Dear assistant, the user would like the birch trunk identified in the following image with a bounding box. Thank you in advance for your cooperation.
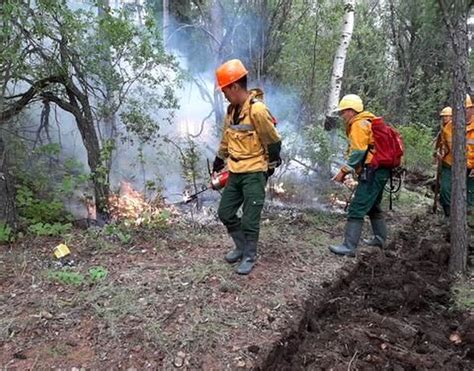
[439,0,470,275]
[324,0,355,127]
[163,0,169,48]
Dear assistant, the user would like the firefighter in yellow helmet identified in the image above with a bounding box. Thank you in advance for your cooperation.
[213,59,282,275]
[436,106,453,217]
[329,94,390,257]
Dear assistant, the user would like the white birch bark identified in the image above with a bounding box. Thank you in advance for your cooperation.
[163,0,169,48]
[325,0,355,118]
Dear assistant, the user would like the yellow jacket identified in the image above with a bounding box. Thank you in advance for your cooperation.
[341,111,376,174]
[218,91,281,173]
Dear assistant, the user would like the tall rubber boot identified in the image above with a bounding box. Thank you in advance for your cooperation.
[329,219,363,257]
[236,238,257,275]
[363,218,388,247]
[224,230,246,264]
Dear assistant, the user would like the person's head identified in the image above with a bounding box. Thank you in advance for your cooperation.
[439,106,452,125]
[466,94,474,122]
[336,94,364,123]
[215,59,248,105]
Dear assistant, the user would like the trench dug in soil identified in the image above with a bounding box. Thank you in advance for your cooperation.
[259,213,474,370]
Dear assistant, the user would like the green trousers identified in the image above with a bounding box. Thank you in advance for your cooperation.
[348,168,390,221]
[217,172,266,239]
[440,164,474,216]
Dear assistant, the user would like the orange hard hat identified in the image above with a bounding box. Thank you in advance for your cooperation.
[215,59,248,90]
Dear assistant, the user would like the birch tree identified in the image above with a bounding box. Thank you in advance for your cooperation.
[324,0,355,129]
[439,0,471,275]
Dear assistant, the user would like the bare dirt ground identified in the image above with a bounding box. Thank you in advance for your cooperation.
[0,206,345,370]
[1,189,473,370]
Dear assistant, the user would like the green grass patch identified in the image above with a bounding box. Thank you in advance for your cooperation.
[451,281,474,310]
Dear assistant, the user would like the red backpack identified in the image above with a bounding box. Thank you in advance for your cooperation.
[369,117,404,169]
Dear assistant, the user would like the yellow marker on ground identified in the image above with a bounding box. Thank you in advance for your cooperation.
[53,243,71,259]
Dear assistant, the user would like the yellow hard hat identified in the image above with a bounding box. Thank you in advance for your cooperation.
[215,59,248,90]
[336,94,364,113]
[465,94,473,108]
[439,107,452,117]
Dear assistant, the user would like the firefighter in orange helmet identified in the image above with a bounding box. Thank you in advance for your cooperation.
[213,59,282,275]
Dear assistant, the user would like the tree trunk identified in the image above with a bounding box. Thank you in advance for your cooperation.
[75,116,110,223]
[324,0,355,127]
[163,0,169,48]
[0,54,17,228]
[439,0,470,275]
[210,0,225,127]
[0,135,16,228]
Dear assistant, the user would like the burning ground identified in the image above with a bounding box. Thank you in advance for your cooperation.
[0,188,473,369]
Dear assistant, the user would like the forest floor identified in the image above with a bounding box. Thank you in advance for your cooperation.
[0,184,473,370]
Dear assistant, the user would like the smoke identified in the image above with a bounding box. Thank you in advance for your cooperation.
[4,1,344,220]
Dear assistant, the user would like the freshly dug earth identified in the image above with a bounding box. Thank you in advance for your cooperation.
[261,213,474,370]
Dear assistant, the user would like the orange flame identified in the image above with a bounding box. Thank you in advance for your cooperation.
[108,181,172,225]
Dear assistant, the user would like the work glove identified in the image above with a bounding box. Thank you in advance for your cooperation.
[212,156,225,173]
[324,115,338,131]
[267,141,282,170]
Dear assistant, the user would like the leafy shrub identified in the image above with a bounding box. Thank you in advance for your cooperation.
[398,124,434,175]
[27,222,72,236]
[0,223,14,243]
[16,185,68,224]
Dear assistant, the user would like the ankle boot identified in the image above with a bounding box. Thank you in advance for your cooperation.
[363,218,387,247]
[236,238,257,275]
[329,219,363,257]
[224,230,246,264]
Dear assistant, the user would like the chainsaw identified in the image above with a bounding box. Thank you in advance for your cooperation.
[183,169,229,203]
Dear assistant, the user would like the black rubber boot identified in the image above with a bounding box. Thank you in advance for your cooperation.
[363,218,387,247]
[329,219,363,257]
[236,238,257,275]
[225,230,246,264]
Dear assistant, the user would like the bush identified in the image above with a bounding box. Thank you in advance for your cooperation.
[0,223,14,243]
[27,222,72,237]
[398,124,434,175]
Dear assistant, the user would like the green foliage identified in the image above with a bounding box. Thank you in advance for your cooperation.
[88,266,108,283]
[0,223,14,243]
[451,282,474,310]
[398,125,434,174]
[302,125,336,169]
[27,222,72,237]
[48,266,108,286]
[16,185,68,225]
[48,270,85,286]
[104,224,133,245]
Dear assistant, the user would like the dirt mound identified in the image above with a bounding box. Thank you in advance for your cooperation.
[260,214,473,370]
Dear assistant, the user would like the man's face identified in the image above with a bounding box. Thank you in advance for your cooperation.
[339,109,356,124]
[442,116,452,125]
[222,84,238,104]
